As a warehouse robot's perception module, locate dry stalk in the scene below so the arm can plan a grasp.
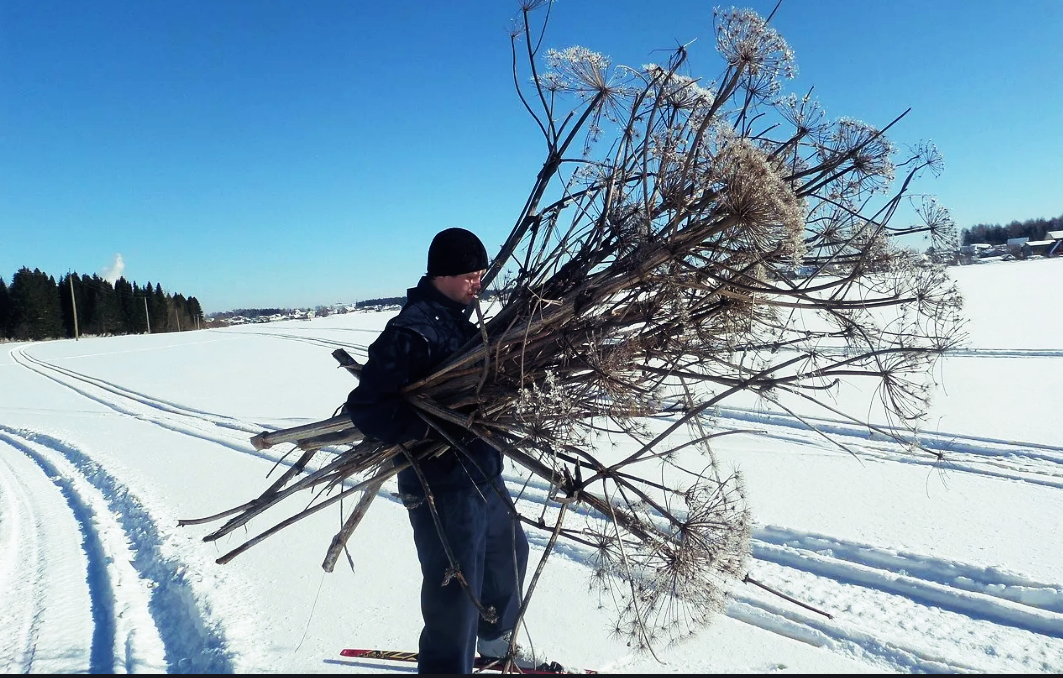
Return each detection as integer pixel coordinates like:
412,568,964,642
182,0,964,655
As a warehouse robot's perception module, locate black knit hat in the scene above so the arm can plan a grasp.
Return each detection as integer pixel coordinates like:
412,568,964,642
427,227,489,277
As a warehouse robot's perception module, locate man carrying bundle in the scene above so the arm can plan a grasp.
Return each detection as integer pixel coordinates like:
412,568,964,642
345,228,558,674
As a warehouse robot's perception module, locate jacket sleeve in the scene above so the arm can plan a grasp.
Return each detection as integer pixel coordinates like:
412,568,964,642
345,325,433,446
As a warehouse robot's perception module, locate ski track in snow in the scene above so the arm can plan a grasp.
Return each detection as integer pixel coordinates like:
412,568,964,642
0,425,235,673
504,467,1063,672
741,527,1063,672
0,442,87,673
7,339,1063,673
705,405,1063,489
225,328,374,359
4,346,251,673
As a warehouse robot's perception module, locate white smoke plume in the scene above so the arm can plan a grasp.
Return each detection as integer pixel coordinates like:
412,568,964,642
100,253,125,284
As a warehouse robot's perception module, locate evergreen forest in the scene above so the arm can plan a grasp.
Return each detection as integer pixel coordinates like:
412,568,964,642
0,267,203,341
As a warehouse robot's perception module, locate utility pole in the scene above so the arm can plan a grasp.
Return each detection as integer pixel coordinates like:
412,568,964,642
143,296,151,333
69,275,79,341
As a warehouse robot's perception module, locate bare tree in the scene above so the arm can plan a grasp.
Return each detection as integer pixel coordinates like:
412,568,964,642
182,1,965,657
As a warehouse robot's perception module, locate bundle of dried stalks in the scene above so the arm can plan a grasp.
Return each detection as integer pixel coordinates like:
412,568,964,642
181,1,965,653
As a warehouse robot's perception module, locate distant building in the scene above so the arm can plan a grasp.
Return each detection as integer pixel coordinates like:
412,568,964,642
1024,240,1057,257
1047,231,1063,257
958,243,1006,264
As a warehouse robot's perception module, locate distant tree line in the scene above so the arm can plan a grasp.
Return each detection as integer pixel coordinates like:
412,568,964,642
355,296,405,308
0,267,203,341
961,212,1063,246
211,308,292,320
349,289,501,311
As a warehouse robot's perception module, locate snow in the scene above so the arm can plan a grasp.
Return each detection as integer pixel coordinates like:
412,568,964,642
1,257,1061,674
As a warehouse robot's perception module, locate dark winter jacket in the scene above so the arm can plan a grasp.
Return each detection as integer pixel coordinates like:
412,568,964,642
346,276,501,492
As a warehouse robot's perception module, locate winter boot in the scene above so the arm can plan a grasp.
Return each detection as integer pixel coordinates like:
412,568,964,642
477,631,565,673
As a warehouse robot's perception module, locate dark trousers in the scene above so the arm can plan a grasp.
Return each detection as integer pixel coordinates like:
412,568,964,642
405,476,529,674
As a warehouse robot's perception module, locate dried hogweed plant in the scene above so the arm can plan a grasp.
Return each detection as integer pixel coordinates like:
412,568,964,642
181,1,965,657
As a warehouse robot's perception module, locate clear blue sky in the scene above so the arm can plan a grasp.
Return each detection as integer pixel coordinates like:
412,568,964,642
2,0,1060,314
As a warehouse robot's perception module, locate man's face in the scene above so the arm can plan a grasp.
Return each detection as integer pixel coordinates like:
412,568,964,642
433,270,485,305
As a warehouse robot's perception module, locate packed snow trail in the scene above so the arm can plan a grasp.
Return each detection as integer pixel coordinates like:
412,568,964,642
5,336,1063,673
0,428,169,672
0,423,235,673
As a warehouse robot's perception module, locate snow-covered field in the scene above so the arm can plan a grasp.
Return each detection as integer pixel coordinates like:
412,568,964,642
1,258,1061,674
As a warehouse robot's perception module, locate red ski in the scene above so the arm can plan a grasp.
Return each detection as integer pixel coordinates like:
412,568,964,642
339,648,597,674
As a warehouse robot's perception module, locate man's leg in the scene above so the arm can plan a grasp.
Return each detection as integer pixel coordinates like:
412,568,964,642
477,479,530,642
407,485,488,673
